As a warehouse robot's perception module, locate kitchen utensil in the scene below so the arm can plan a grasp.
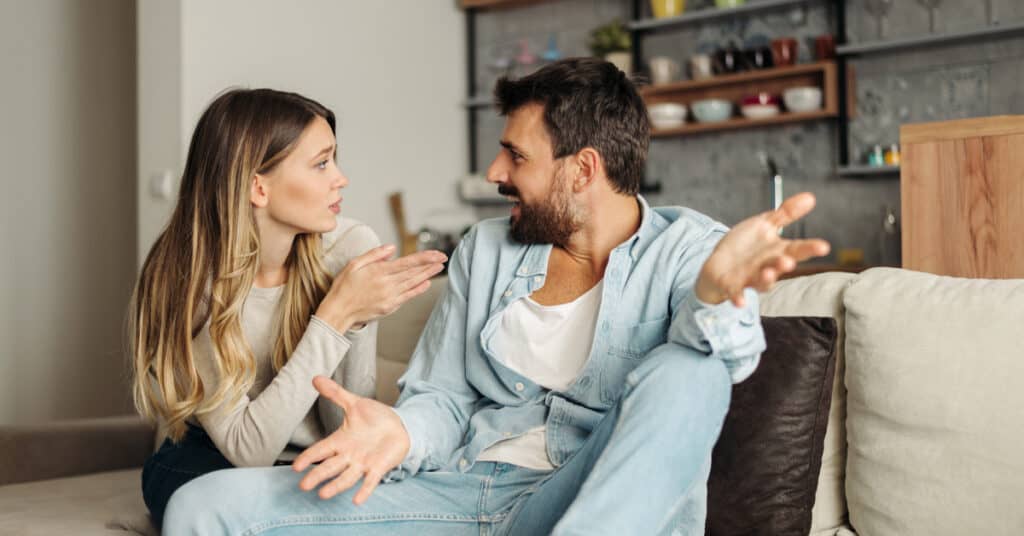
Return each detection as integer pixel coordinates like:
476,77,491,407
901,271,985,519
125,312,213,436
916,0,942,33
649,56,681,84
688,53,715,80
715,45,744,74
648,102,687,129
782,86,823,112
771,38,798,66
814,35,836,60
691,99,733,123
743,47,773,69
740,94,781,119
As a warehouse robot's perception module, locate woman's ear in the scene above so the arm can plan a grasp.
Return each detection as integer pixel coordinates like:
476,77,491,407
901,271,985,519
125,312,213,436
251,173,269,208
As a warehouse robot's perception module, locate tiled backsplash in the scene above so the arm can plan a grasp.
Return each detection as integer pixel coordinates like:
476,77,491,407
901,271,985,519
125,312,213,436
470,0,1024,265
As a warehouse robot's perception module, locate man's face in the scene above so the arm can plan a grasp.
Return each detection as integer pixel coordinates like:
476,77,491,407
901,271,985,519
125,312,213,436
486,103,580,246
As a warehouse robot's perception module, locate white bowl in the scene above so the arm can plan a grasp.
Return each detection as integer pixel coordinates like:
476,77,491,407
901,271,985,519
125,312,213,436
783,87,823,113
741,104,781,120
691,99,732,123
651,116,686,129
648,103,687,121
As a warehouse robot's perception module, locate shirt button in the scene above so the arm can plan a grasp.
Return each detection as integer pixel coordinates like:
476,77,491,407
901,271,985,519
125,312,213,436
503,290,513,297
459,458,468,469
533,276,542,284
503,431,513,437
514,382,525,392
518,267,528,275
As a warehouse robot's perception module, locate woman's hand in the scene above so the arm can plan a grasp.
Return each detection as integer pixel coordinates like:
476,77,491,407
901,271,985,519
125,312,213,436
315,244,447,333
694,192,831,307
293,376,411,504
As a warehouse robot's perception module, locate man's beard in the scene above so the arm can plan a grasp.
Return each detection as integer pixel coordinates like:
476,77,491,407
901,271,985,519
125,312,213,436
500,172,580,246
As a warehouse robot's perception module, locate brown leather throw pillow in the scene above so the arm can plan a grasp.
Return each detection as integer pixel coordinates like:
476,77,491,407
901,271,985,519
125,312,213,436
706,316,839,535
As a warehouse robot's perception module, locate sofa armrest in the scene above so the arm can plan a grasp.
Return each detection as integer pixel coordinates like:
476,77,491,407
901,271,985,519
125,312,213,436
0,415,155,485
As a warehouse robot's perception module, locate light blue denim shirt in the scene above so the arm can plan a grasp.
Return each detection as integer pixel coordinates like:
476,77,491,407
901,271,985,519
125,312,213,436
389,196,765,480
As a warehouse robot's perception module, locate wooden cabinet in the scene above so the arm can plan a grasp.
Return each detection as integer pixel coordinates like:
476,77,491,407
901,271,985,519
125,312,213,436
900,116,1024,278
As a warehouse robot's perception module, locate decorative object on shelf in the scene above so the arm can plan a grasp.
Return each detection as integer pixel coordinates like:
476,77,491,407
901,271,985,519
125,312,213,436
715,0,746,8
771,37,798,66
715,44,744,73
916,0,942,34
648,102,688,129
540,34,562,63
651,0,685,19
867,144,886,167
783,86,823,112
744,46,774,70
513,39,536,77
814,34,836,60
884,144,901,166
589,19,632,73
741,93,781,119
692,98,733,123
689,53,715,80
863,0,894,39
649,56,682,84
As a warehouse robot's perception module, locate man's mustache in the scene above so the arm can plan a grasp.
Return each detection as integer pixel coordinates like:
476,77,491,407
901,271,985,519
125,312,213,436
497,184,519,197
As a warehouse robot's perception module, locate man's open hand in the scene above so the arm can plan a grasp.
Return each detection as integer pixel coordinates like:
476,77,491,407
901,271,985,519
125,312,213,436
695,192,831,307
292,376,411,504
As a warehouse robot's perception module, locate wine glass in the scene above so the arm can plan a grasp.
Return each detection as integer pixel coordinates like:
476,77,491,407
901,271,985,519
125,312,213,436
916,0,943,33
864,0,895,39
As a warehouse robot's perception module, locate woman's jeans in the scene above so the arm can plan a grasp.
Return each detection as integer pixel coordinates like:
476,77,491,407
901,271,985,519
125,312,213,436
163,345,732,536
142,424,234,526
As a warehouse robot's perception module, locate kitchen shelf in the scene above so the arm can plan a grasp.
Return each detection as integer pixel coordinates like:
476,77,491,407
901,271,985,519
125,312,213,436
642,61,838,137
837,165,900,177
652,109,835,137
628,0,821,33
837,21,1024,57
459,0,548,10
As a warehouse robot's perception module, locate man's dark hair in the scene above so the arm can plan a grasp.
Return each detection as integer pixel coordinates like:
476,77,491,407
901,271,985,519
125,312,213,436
493,57,650,196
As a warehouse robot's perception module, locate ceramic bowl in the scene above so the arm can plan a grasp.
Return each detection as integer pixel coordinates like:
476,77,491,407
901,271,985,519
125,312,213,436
691,98,732,123
648,103,687,129
741,104,781,119
783,87,823,112
740,93,780,107
714,0,746,7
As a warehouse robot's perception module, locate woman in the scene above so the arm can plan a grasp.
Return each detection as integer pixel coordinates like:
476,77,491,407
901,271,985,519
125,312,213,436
129,88,446,525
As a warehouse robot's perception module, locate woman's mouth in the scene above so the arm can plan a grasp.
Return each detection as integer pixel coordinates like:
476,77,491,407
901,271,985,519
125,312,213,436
329,199,341,214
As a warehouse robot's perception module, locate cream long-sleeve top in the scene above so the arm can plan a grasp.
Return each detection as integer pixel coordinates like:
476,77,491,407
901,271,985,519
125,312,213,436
188,216,379,467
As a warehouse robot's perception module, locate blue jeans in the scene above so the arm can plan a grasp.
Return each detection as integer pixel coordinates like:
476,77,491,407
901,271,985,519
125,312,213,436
163,345,731,535
142,424,235,527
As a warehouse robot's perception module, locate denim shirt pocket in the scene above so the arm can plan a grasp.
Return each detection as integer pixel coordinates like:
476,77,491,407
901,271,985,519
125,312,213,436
600,317,669,403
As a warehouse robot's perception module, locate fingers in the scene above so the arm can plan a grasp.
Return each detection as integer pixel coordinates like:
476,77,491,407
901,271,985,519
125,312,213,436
319,464,364,500
353,469,385,505
313,375,360,411
382,250,448,275
783,238,831,262
293,436,336,473
767,192,817,229
299,454,349,492
349,244,397,271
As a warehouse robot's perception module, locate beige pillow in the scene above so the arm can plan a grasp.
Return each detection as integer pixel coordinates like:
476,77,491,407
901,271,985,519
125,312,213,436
760,272,855,535
843,268,1024,534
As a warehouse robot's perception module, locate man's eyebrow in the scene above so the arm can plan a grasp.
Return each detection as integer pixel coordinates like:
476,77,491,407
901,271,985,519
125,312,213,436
500,140,525,155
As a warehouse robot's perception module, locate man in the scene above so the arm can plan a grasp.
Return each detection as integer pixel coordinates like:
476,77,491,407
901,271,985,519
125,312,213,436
163,58,829,535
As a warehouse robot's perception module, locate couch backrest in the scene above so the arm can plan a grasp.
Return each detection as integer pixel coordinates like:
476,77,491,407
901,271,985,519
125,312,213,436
376,276,448,406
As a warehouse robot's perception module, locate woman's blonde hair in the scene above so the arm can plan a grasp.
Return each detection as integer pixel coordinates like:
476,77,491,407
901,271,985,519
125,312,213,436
130,89,335,441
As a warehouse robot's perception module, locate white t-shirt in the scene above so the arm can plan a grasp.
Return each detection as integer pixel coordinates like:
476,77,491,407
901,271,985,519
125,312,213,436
477,281,603,470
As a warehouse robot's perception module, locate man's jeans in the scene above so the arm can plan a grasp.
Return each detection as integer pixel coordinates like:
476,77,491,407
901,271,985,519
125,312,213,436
162,344,731,536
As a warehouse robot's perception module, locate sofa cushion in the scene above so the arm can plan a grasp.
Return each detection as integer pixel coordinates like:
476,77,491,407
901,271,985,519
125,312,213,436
759,272,855,535
843,268,1024,534
707,316,839,535
0,468,154,535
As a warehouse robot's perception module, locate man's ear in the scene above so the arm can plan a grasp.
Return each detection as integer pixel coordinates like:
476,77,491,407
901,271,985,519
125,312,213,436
572,147,602,193
251,173,269,208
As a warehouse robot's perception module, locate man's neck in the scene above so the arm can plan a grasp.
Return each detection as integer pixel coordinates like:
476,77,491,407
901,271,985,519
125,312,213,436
560,194,642,276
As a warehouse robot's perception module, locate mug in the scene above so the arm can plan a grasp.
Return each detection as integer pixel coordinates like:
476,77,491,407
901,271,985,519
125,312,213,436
715,46,744,74
815,34,836,60
649,56,681,84
688,54,714,80
743,46,773,70
771,37,798,66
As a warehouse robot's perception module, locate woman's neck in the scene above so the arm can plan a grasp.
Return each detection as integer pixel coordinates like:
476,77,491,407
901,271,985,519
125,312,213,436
254,222,296,288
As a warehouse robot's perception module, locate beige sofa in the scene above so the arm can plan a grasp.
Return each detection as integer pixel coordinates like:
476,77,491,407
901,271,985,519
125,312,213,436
2,268,1022,535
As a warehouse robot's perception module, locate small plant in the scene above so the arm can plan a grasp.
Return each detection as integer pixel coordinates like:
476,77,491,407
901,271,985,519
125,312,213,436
588,19,631,57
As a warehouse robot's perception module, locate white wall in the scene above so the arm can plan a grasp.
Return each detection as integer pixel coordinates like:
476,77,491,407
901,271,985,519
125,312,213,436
0,0,137,424
138,0,468,261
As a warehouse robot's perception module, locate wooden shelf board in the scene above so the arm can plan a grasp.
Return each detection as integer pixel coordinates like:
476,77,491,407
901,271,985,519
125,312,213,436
640,61,834,97
837,165,900,177
652,109,836,137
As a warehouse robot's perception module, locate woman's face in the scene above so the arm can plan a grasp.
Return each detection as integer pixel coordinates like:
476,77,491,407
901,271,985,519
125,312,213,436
255,116,348,235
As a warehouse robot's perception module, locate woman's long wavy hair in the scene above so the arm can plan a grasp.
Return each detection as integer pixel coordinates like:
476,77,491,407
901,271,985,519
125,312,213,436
130,89,335,441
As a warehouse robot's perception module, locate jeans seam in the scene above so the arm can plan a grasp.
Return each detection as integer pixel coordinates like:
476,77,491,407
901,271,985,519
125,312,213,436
242,514,481,535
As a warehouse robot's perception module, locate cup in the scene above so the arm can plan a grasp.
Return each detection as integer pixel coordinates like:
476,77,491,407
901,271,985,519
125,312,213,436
650,0,685,18
649,56,681,84
771,37,798,66
688,53,714,80
815,34,836,60
715,46,744,74
743,46,773,69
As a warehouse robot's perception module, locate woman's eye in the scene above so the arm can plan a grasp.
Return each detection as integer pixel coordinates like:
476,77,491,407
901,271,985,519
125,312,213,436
316,160,329,170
